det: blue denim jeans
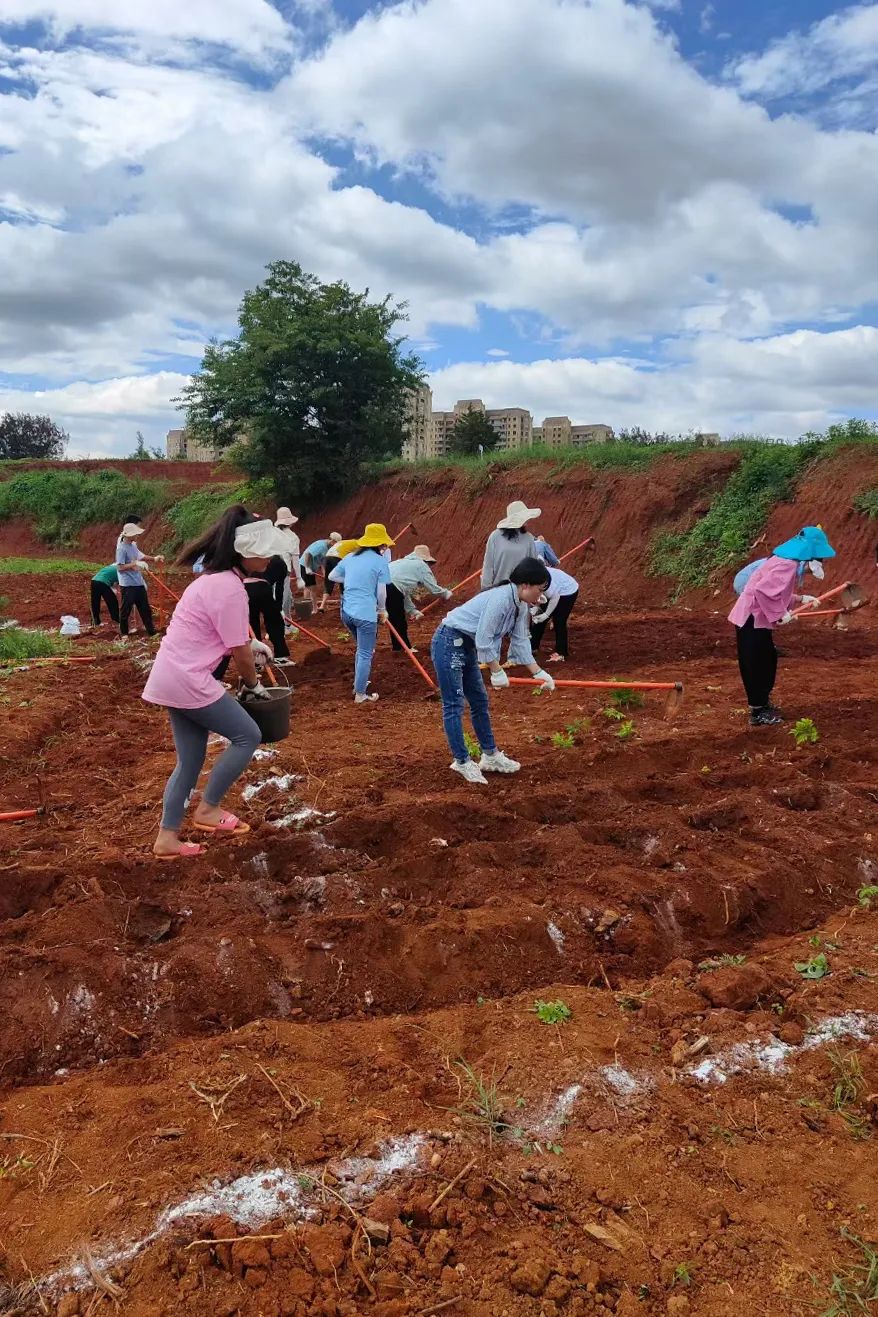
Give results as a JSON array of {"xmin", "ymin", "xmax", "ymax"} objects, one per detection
[
  {"xmin": 342, "ymin": 610, "xmax": 378, "ymax": 694},
  {"xmin": 430, "ymin": 624, "xmax": 497, "ymax": 763}
]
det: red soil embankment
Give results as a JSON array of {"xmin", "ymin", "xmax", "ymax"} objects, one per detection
[{"xmin": 299, "ymin": 445, "xmax": 878, "ymax": 605}]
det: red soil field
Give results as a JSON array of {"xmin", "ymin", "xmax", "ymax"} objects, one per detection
[{"xmin": 1, "ymin": 455, "xmax": 877, "ymax": 1315}]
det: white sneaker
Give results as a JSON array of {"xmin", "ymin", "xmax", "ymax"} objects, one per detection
[
  {"xmin": 274, "ymin": 657, "xmax": 296, "ymax": 667},
  {"xmin": 354, "ymin": 692, "xmax": 379, "ymax": 704},
  {"xmin": 479, "ymin": 750, "xmax": 521, "ymax": 774},
  {"xmin": 451, "ymin": 759, "xmax": 488, "ymax": 784}
]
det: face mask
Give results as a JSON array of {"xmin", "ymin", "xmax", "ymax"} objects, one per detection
[{"xmin": 808, "ymin": 559, "xmax": 825, "ymax": 581}]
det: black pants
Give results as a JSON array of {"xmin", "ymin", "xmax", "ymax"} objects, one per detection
[
  {"xmin": 735, "ymin": 617, "xmax": 777, "ymax": 708},
  {"xmin": 90, "ymin": 581, "xmax": 119, "ymax": 626},
  {"xmin": 263, "ymin": 556, "xmax": 288, "ymax": 611},
  {"xmin": 530, "ymin": 590, "xmax": 579, "ymax": 658},
  {"xmin": 323, "ymin": 556, "xmax": 341, "ymax": 596},
  {"xmin": 120, "ymin": 585, "xmax": 155, "ymax": 635},
  {"xmin": 386, "ymin": 583, "xmax": 410, "ymax": 649},
  {"xmin": 246, "ymin": 580, "xmax": 289, "ymax": 658}
]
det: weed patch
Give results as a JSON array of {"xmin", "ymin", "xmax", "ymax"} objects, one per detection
[
  {"xmin": 164, "ymin": 480, "xmax": 270, "ymax": 549},
  {"xmin": 533, "ymin": 1000, "xmax": 572, "ymax": 1025},
  {"xmin": 0, "ymin": 626, "xmax": 70, "ymax": 663},
  {"xmin": 853, "ymin": 488, "xmax": 878, "ymax": 519},
  {"xmin": 0, "ymin": 556, "xmax": 102, "ymax": 575},
  {"xmin": 819, "ymin": 1229, "xmax": 878, "ymax": 1316},
  {"xmin": 0, "ymin": 469, "xmax": 170, "ymax": 545}
]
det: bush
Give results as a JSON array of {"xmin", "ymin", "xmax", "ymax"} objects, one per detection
[
  {"xmin": 0, "ymin": 557, "xmax": 102, "ymax": 574},
  {"xmin": 0, "ymin": 626, "xmax": 70, "ymax": 662},
  {"xmin": 854, "ymin": 489, "xmax": 878, "ymax": 519},
  {"xmin": 0, "ymin": 469, "xmax": 170, "ymax": 545},
  {"xmin": 163, "ymin": 479, "xmax": 272, "ymax": 549}
]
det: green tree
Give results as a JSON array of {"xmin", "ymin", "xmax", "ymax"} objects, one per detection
[
  {"xmin": 0, "ymin": 412, "xmax": 68, "ymax": 461},
  {"xmin": 180, "ymin": 261, "xmax": 424, "ymax": 506},
  {"xmin": 129, "ymin": 430, "xmax": 163, "ymax": 460},
  {"xmin": 447, "ymin": 407, "xmax": 500, "ymax": 456}
]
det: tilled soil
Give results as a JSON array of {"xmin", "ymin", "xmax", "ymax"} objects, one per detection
[{"xmin": 1, "ymin": 587, "xmax": 877, "ymax": 1316}]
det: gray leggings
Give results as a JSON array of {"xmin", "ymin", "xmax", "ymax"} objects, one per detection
[{"xmin": 161, "ymin": 694, "xmax": 262, "ymax": 831}]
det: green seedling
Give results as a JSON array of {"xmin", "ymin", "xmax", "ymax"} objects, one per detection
[
  {"xmin": 336, "ymin": 631, "xmax": 350, "ymax": 642},
  {"xmin": 531, "ymin": 686, "xmax": 545, "ymax": 697},
  {"xmin": 810, "ymin": 934, "xmax": 823, "ymax": 948},
  {"xmin": 453, "ymin": 1060, "xmax": 510, "ymax": 1142},
  {"xmin": 828, "ymin": 1049, "xmax": 871, "ymax": 1140},
  {"xmin": 463, "ymin": 730, "xmax": 480, "ymax": 761},
  {"xmin": 858, "ymin": 886, "xmax": 878, "ymax": 910},
  {"xmin": 609, "ymin": 686, "xmax": 645, "ymax": 710},
  {"xmin": 616, "ymin": 719, "xmax": 636, "ymax": 741},
  {"xmin": 698, "ymin": 954, "xmax": 747, "ymax": 970},
  {"xmin": 551, "ymin": 730, "xmax": 575, "ymax": 749},
  {"xmin": 795, "ymin": 952, "xmax": 830, "ymax": 979},
  {"xmin": 709, "ymin": 1125, "xmax": 737, "ymax": 1146},
  {"xmin": 0, "ymin": 1154, "xmax": 35, "ymax": 1180},
  {"xmin": 791, "ymin": 717, "xmax": 820, "ymax": 747},
  {"xmin": 533, "ymin": 999, "xmax": 572, "ymax": 1025},
  {"xmin": 819, "ymin": 1229, "xmax": 878, "ymax": 1316},
  {"xmin": 603, "ymin": 706, "xmax": 626, "ymax": 722},
  {"xmin": 672, "ymin": 1262, "xmax": 695, "ymax": 1288},
  {"xmin": 297, "ymin": 1174, "xmax": 316, "ymax": 1192}
]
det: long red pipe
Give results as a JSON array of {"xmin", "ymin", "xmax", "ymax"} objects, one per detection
[
  {"xmin": 0, "ymin": 656, "xmax": 97, "ymax": 665},
  {"xmin": 384, "ymin": 619, "xmax": 437, "ymax": 690},
  {"xmin": 508, "ymin": 677, "xmax": 683, "ymax": 692},
  {"xmin": 0, "ymin": 809, "xmax": 38, "ymax": 822}
]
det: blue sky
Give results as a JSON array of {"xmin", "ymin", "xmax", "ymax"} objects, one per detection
[{"xmin": 0, "ymin": 0, "xmax": 876, "ymax": 453}]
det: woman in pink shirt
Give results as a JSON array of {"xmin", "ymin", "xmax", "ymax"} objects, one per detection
[
  {"xmin": 728, "ymin": 525, "xmax": 834, "ymax": 726},
  {"xmin": 142, "ymin": 510, "xmax": 280, "ymax": 859}
]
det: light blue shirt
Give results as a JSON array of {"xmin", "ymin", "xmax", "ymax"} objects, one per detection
[
  {"xmin": 389, "ymin": 555, "xmax": 447, "ymax": 614},
  {"xmin": 442, "ymin": 584, "xmax": 535, "ymax": 667},
  {"xmin": 304, "ymin": 539, "xmax": 329, "ymax": 570},
  {"xmin": 534, "ymin": 540, "xmax": 560, "ymax": 567},
  {"xmin": 116, "ymin": 540, "xmax": 145, "ymax": 588},
  {"xmin": 328, "ymin": 549, "xmax": 391, "ymax": 622}
]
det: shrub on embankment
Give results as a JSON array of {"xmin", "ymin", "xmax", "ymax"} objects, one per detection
[
  {"xmin": 0, "ymin": 469, "xmax": 172, "ymax": 545},
  {"xmin": 854, "ymin": 488, "xmax": 878, "ymax": 518}
]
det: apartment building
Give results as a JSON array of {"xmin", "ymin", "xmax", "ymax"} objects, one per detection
[
  {"xmin": 541, "ymin": 417, "xmax": 613, "ymax": 448},
  {"xmin": 399, "ymin": 392, "xmax": 614, "ymax": 460},
  {"xmin": 165, "ymin": 428, "xmax": 223, "ymax": 462},
  {"xmin": 400, "ymin": 384, "xmax": 434, "ymax": 461}
]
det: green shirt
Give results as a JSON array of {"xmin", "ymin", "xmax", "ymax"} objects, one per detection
[{"xmin": 92, "ymin": 565, "xmax": 118, "ymax": 586}]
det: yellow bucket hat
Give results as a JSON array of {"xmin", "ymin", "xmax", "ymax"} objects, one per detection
[{"xmin": 357, "ymin": 522, "xmax": 395, "ymax": 548}]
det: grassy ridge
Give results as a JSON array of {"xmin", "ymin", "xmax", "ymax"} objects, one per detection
[
  {"xmin": 163, "ymin": 479, "xmax": 273, "ymax": 549},
  {"xmin": 854, "ymin": 489, "xmax": 878, "ymax": 519},
  {"xmin": 0, "ymin": 557, "xmax": 103, "ymax": 574},
  {"xmin": 0, "ymin": 626, "xmax": 70, "ymax": 662},
  {"xmin": 0, "ymin": 469, "xmax": 171, "ymax": 545}
]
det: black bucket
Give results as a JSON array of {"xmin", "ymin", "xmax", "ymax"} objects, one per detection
[
  {"xmin": 239, "ymin": 687, "xmax": 292, "ymax": 743},
  {"xmin": 293, "ymin": 599, "xmax": 313, "ymax": 620}
]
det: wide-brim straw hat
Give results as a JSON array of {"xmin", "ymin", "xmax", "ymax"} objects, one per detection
[
  {"xmin": 497, "ymin": 500, "xmax": 541, "ymax": 530},
  {"xmin": 122, "ymin": 522, "xmax": 146, "ymax": 537},
  {"xmin": 274, "ymin": 506, "xmax": 299, "ymax": 527},
  {"xmin": 235, "ymin": 519, "xmax": 288, "ymax": 558},
  {"xmin": 329, "ymin": 532, "xmax": 342, "ymax": 543},
  {"xmin": 357, "ymin": 523, "xmax": 396, "ymax": 548},
  {"xmin": 410, "ymin": 544, "xmax": 436, "ymax": 563}
]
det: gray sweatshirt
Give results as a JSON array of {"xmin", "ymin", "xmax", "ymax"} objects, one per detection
[{"xmin": 480, "ymin": 529, "xmax": 537, "ymax": 588}]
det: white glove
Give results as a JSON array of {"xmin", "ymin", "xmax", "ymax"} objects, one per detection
[
  {"xmin": 250, "ymin": 638, "xmax": 273, "ymax": 658},
  {"xmin": 296, "ymin": 578, "xmax": 305, "ymax": 591},
  {"xmin": 378, "ymin": 611, "xmax": 388, "ymax": 624},
  {"xmin": 443, "ymin": 589, "xmax": 453, "ymax": 600},
  {"xmin": 800, "ymin": 595, "xmax": 820, "ymax": 607},
  {"xmin": 242, "ymin": 680, "xmax": 270, "ymax": 699},
  {"xmin": 413, "ymin": 610, "xmax": 424, "ymax": 621},
  {"xmin": 531, "ymin": 611, "xmax": 550, "ymax": 625},
  {"xmin": 779, "ymin": 611, "xmax": 797, "ymax": 625},
  {"xmin": 808, "ymin": 559, "xmax": 825, "ymax": 581},
  {"xmin": 490, "ymin": 669, "xmax": 510, "ymax": 689},
  {"xmin": 533, "ymin": 668, "xmax": 556, "ymax": 692},
  {"xmin": 153, "ymin": 554, "xmax": 165, "ymax": 562}
]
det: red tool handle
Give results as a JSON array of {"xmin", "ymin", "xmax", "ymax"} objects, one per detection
[
  {"xmin": 559, "ymin": 536, "xmax": 595, "ymax": 563},
  {"xmin": 792, "ymin": 581, "xmax": 854, "ymax": 617},
  {"xmin": 0, "ymin": 809, "xmax": 39, "ymax": 822},
  {"xmin": 287, "ymin": 617, "xmax": 332, "ymax": 651},
  {"xmin": 384, "ymin": 619, "xmax": 437, "ymax": 689},
  {"xmin": 508, "ymin": 677, "xmax": 683, "ymax": 692}
]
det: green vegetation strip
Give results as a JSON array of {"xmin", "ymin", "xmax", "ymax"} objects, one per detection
[
  {"xmin": 0, "ymin": 626, "xmax": 70, "ymax": 662},
  {"xmin": 163, "ymin": 479, "xmax": 272, "ymax": 549},
  {"xmin": 0, "ymin": 469, "xmax": 171, "ymax": 545},
  {"xmin": 0, "ymin": 557, "xmax": 102, "ymax": 574},
  {"xmin": 854, "ymin": 488, "xmax": 878, "ymax": 518}
]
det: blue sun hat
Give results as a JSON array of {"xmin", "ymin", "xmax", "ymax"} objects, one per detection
[{"xmin": 773, "ymin": 526, "xmax": 836, "ymax": 562}]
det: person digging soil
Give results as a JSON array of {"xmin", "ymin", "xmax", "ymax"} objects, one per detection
[
  {"xmin": 529, "ymin": 563, "xmax": 580, "ymax": 662},
  {"xmin": 142, "ymin": 512, "xmax": 280, "ymax": 859},
  {"xmin": 328, "ymin": 524, "xmax": 394, "ymax": 703},
  {"xmin": 115, "ymin": 521, "xmax": 163, "ymax": 638},
  {"xmin": 89, "ymin": 562, "xmax": 120, "ymax": 629},
  {"xmin": 728, "ymin": 525, "xmax": 833, "ymax": 726},
  {"xmin": 387, "ymin": 544, "xmax": 452, "ymax": 652},
  {"xmin": 431, "ymin": 556, "xmax": 556, "ymax": 784}
]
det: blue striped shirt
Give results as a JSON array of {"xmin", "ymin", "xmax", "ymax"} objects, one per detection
[{"xmin": 442, "ymin": 584, "xmax": 535, "ymax": 667}]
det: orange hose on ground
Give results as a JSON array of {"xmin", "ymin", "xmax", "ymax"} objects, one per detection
[
  {"xmin": 508, "ymin": 677, "xmax": 683, "ymax": 692},
  {"xmin": 384, "ymin": 620, "xmax": 437, "ymax": 690},
  {"xmin": 0, "ymin": 809, "xmax": 38, "ymax": 821},
  {"xmin": 1, "ymin": 656, "xmax": 97, "ymax": 665}
]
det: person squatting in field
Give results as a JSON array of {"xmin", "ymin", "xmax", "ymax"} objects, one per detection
[
  {"xmin": 431, "ymin": 556, "xmax": 557, "ymax": 785},
  {"xmin": 728, "ymin": 525, "xmax": 833, "ymax": 726},
  {"xmin": 300, "ymin": 532, "xmax": 342, "ymax": 611},
  {"xmin": 328, "ymin": 523, "xmax": 395, "ymax": 703},
  {"xmin": 386, "ymin": 545, "xmax": 453, "ymax": 652},
  {"xmin": 142, "ymin": 511, "xmax": 283, "ymax": 859},
  {"xmin": 529, "ymin": 564, "xmax": 580, "ymax": 662}
]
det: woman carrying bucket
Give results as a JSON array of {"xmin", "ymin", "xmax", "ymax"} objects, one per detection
[
  {"xmin": 328, "ymin": 524, "xmax": 394, "ymax": 703},
  {"xmin": 142, "ymin": 514, "xmax": 281, "ymax": 859},
  {"xmin": 431, "ymin": 557, "xmax": 556, "ymax": 784},
  {"xmin": 728, "ymin": 526, "xmax": 833, "ymax": 726},
  {"xmin": 481, "ymin": 500, "xmax": 541, "ymax": 588}
]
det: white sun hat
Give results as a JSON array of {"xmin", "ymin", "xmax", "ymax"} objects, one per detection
[
  {"xmin": 274, "ymin": 506, "xmax": 299, "ymax": 527},
  {"xmin": 235, "ymin": 519, "xmax": 287, "ymax": 559},
  {"xmin": 497, "ymin": 500, "xmax": 541, "ymax": 530},
  {"xmin": 121, "ymin": 522, "xmax": 146, "ymax": 537}
]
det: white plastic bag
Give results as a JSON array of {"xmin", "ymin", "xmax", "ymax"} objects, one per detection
[{"xmin": 59, "ymin": 615, "xmax": 81, "ymax": 636}]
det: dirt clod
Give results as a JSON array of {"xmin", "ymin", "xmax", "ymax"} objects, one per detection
[{"xmin": 696, "ymin": 962, "xmax": 775, "ymax": 1009}]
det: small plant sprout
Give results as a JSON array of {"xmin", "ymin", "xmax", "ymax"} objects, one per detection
[
  {"xmin": 698, "ymin": 954, "xmax": 747, "ymax": 970},
  {"xmin": 453, "ymin": 1060, "xmax": 510, "ymax": 1142},
  {"xmin": 672, "ymin": 1262, "xmax": 695, "ymax": 1288},
  {"xmin": 551, "ymin": 730, "xmax": 575, "ymax": 749},
  {"xmin": 533, "ymin": 1000, "xmax": 572, "ymax": 1025},
  {"xmin": 819, "ymin": 1229, "xmax": 878, "ymax": 1316},
  {"xmin": 858, "ymin": 885, "xmax": 878, "ymax": 909},
  {"xmin": 0, "ymin": 1153, "xmax": 35, "ymax": 1181},
  {"xmin": 791, "ymin": 717, "xmax": 820, "ymax": 747},
  {"xmin": 827, "ymin": 1048, "xmax": 871, "ymax": 1140},
  {"xmin": 603, "ymin": 706, "xmax": 626, "ymax": 722},
  {"xmin": 795, "ymin": 952, "xmax": 830, "ymax": 980},
  {"xmin": 616, "ymin": 719, "xmax": 636, "ymax": 741},
  {"xmin": 296, "ymin": 1173, "xmax": 316, "ymax": 1192},
  {"xmin": 609, "ymin": 686, "xmax": 645, "ymax": 710},
  {"xmin": 463, "ymin": 730, "xmax": 480, "ymax": 761}
]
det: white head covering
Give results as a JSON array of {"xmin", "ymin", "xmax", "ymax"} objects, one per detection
[
  {"xmin": 121, "ymin": 522, "xmax": 146, "ymax": 538},
  {"xmin": 234, "ymin": 519, "xmax": 286, "ymax": 559},
  {"xmin": 497, "ymin": 500, "xmax": 541, "ymax": 530}
]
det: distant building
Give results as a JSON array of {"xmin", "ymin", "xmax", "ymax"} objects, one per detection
[
  {"xmin": 541, "ymin": 417, "xmax": 613, "ymax": 447},
  {"xmin": 399, "ymin": 394, "xmax": 613, "ymax": 461},
  {"xmin": 695, "ymin": 432, "xmax": 722, "ymax": 447},
  {"xmin": 401, "ymin": 385, "xmax": 434, "ymax": 461},
  {"xmin": 166, "ymin": 428, "xmax": 223, "ymax": 462}
]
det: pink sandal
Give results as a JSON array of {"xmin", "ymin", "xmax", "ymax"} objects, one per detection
[
  {"xmin": 153, "ymin": 841, "xmax": 205, "ymax": 861},
  {"xmin": 192, "ymin": 812, "xmax": 251, "ymax": 836}
]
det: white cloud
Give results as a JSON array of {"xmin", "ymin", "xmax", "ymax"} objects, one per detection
[
  {"xmin": 429, "ymin": 326, "xmax": 878, "ymax": 438},
  {"xmin": 0, "ymin": 0, "xmax": 294, "ymax": 59},
  {"xmin": 0, "ymin": 372, "xmax": 188, "ymax": 456}
]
